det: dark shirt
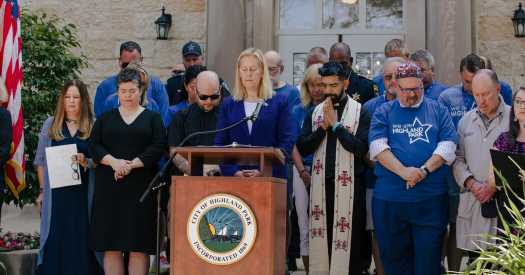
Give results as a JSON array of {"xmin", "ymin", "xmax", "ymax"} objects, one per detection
[
  {"xmin": 296, "ymin": 96, "xmax": 370, "ymax": 178},
  {"xmin": 168, "ymin": 103, "xmax": 219, "ymax": 147},
  {"xmin": 0, "ymin": 108, "xmax": 11, "ymax": 191},
  {"xmin": 346, "ymin": 70, "xmax": 378, "ymax": 105},
  {"xmin": 166, "ymin": 74, "xmax": 231, "ymax": 106}
]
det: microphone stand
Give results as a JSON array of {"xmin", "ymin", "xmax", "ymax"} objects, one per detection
[{"xmin": 140, "ymin": 112, "xmax": 256, "ymax": 275}]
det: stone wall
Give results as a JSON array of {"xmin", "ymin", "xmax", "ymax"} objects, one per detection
[
  {"xmin": 24, "ymin": 0, "xmax": 207, "ymax": 96},
  {"xmin": 474, "ymin": 0, "xmax": 525, "ymax": 91}
]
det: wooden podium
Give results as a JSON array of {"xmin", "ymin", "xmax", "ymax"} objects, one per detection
[{"xmin": 170, "ymin": 147, "xmax": 287, "ymax": 275}]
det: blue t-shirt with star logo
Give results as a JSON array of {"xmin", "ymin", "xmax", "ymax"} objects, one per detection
[{"xmin": 369, "ymin": 98, "xmax": 458, "ymax": 202}]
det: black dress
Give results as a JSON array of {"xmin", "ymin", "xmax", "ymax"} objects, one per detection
[{"xmin": 89, "ymin": 109, "xmax": 166, "ymax": 254}]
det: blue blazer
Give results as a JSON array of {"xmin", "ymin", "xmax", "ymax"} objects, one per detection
[{"xmin": 215, "ymin": 93, "xmax": 295, "ymax": 178}]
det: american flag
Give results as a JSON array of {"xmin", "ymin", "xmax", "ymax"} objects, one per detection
[{"xmin": 0, "ymin": 0, "xmax": 25, "ymax": 199}]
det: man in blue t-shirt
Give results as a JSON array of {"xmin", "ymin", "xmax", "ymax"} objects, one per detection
[
  {"xmin": 362, "ymin": 56, "xmax": 404, "ymax": 275},
  {"xmin": 409, "ymin": 49, "xmax": 448, "ymax": 100},
  {"xmin": 264, "ymin": 50, "xmax": 301, "ymax": 109},
  {"xmin": 369, "ymin": 62, "xmax": 457, "ymax": 275},
  {"xmin": 94, "ymin": 41, "xmax": 170, "ymax": 126}
]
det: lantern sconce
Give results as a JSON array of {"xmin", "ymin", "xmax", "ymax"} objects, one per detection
[
  {"xmin": 155, "ymin": 6, "xmax": 172, "ymax": 40},
  {"xmin": 512, "ymin": 2, "xmax": 525, "ymax": 37}
]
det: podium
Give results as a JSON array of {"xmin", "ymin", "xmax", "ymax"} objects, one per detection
[{"xmin": 170, "ymin": 147, "xmax": 287, "ymax": 275}]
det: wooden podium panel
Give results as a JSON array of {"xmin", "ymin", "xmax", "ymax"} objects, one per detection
[{"xmin": 170, "ymin": 176, "xmax": 286, "ymax": 275}]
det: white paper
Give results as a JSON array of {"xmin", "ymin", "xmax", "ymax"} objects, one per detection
[{"xmin": 45, "ymin": 144, "xmax": 81, "ymax": 189}]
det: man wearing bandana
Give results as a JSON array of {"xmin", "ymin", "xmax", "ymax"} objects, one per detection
[
  {"xmin": 368, "ymin": 62, "xmax": 458, "ymax": 275},
  {"xmin": 297, "ymin": 61, "xmax": 371, "ymax": 274}
]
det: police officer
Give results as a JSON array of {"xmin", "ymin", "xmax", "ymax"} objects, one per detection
[
  {"xmin": 165, "ymin": 41, "xmax": 230, "ymax": 106},
  {"xmin": 329, "ymin": 42, "xmax": 378, "ymax": 104}
]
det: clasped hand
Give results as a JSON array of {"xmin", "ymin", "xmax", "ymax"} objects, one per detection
[
  {"xmin": 467, "ymin": 179, "xmax": 496, "ymax": 203},
  {"xmin": 110, "ymin": 158, "xmax": 134, "ymax": 181},
  {"xmin": 322, "ymin": 99, "xmax": 337, "ymax": 130},
  {"xmin": 401, "ymin": 167, "xmax": 426, "ymax": 188}
]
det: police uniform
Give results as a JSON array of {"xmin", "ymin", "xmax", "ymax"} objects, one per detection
[{"xmin": 346, "ymin": 70, "xmax": 378, "ymax": 105}]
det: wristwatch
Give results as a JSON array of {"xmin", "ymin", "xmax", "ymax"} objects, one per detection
[{"xmin": 420, "ymin": 165, "xmax": 430, "ymax": 177}]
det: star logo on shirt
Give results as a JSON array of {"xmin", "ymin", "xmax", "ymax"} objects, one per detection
[{"xmin": 409, "ymin": 117, "xmax": 432, "ymax": 144}]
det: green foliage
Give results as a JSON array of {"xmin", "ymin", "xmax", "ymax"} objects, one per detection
[
  {"xmin": 457, "ymin": 160, "xmax": 525, "ymax": 275},
  {"xmin": 2, "ymin": 10, "xmax": 87, "ymax": 207}
]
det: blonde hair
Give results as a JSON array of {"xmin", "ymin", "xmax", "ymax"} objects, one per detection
[
  {"xmin": 50, "ymin": 80, "xmax": 94, "ymax": 141},
  {"xmin": 300, "ymin": 63, "xmax": 323, "ymax": 107},
  {"xmin": 233, "ymin": 48, "xmax": 274, "ymax": 101}
]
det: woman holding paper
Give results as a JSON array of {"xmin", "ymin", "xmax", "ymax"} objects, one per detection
[
  {"xmin": 34, "ymin": 79, "xmax": 100, "ymax": 274},
  {"xmin": 89, "ymin": 66, "xmax": 166, "ymax": 275}
]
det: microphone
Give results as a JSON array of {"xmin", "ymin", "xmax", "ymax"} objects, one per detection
[
  {"xmin": 139, "ymin": 101, "xmax": 265, "ymax": 203},
  {"xmin": 250, "ymin": 102, "xmax": 264, "ymax": 122}
]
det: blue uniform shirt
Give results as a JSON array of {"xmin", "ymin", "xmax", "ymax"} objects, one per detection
[
  {"xmin": 275, "ymin": 83, "xmax": 301, "ymax": 110},
  {"xmin": 95, "ymin": 75, "xmax": 170, "ymax": 126},
  {"xmin": 425, "ymin": 81, "xmax": 448, "ymax": 101},
  {"xmin": 500, "ymin": 80, "xmax": 513, "ymax": 106},
  {"xmin": 373, "ymin": 74, "xmax": 385, "ymax": 96},
  {"xmin": 369, "ymin": 98, "xmax": 458, "ymax": 202},
  {"xmin": 291, "ymin": 103, "xmax": 315, "ymax": 168},
  {"xmin": 363, "ymin": 95, "xmax": 389, "ymax": 189}
]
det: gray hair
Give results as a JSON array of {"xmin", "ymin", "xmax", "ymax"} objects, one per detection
[
  {"xmin": 384, "ymin": 57, "xmax": 406, "ymax": 69},
  {"xmin": 474, "ymin": 69, "xmax": 499, "ymax": 85},
  {"xmin": 384, "ymin": 39, "xmax": 405, "ymax": 55},
  {"xmin": 410, "ymin": 49, "xmax": 435, "ymax": 69}
]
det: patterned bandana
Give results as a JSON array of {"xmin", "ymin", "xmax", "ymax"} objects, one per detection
[{"xmin": 395, "ymin": 62, "xmax": 422, "ymax": 80}]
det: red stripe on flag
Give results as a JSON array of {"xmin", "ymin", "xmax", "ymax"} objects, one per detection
[{"xmin": 1, "ymin": 0, "xmax": 25, "ymax": 199}]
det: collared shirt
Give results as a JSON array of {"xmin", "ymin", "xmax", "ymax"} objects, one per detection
[
  {"xmin": 453, "ymin": 98, "xmax": 510, "ymax": 188},
  {"xmin": 94, "ymin": 74, "xmax": 170, "ymax": 126}
]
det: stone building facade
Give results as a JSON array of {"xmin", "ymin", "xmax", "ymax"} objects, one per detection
[
  {"xmin": 25, "ymin": 0, "xmax": 207, "ymax": 95},
  {"xmin": 25, "ymin": 0, "xmax": 525, "ymax": 96}
]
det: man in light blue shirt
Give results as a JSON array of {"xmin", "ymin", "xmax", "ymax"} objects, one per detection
[
  {"xmin": 373, "ymin": 38, "xmax": 408, "ymax": 96},
  {"xmin": 94, "ymin": 41, "xmax": 170, "ymax": 126},
  {"xmin": 410, "ymin": 49, "xmax": 448, "ymax": 101}
]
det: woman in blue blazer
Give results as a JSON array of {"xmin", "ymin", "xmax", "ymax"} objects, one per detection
[{"xmin": 215, "ymin": 48, "xmax": 295, "ymax": 178}]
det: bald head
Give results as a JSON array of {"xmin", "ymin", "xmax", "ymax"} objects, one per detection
[
  {"xmin": 196, "ymin": 70, "xmax": 221, "ymax": 111},
  {"xmin": 329, "ymin": 42, "xmax": 352, "ymax": 62},
  {"xmin": 264, "ymin": 50, "xmax": 284, "ymax": 84},
  {"xmin": 264, "ymin": 50, "xmax": 282, "ymax": 65},
  {"xmin": 472, "ymin": 69, "xmax": 501, "ymax": 116},
  {"xmin": 307, "ymin": 52, "xmax": 328, "ymax": 68},
  {"xmin": 197, "ymin": 71, "xmax": 220, "ymax": 92}
]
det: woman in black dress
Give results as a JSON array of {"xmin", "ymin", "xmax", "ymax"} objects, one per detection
[
  {"xmin": 35, "ymin": 79, "xmax": 99, "ymax": 274},
  {"xmin": 89, "ymin": 66, "xmax": 166, "ymax": 275}
]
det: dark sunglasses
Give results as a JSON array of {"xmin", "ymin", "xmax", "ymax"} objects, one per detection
[{"xmin": 198, "ymin": 93, "xmax": 221, "ymax": 101}]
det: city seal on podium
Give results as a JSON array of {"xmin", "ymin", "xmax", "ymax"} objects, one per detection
[{"xmin": 187, "ymin": 193, "xmax": 257, "ymax": 265}]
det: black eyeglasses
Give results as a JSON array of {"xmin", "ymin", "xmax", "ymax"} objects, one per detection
[
  {"xmin": 198, "ymin": 92, "xmax": 221, "ymax": 101},
  {"xmin": 71, "ymin": 158, "xmax": 80, "ymax": 181}
]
